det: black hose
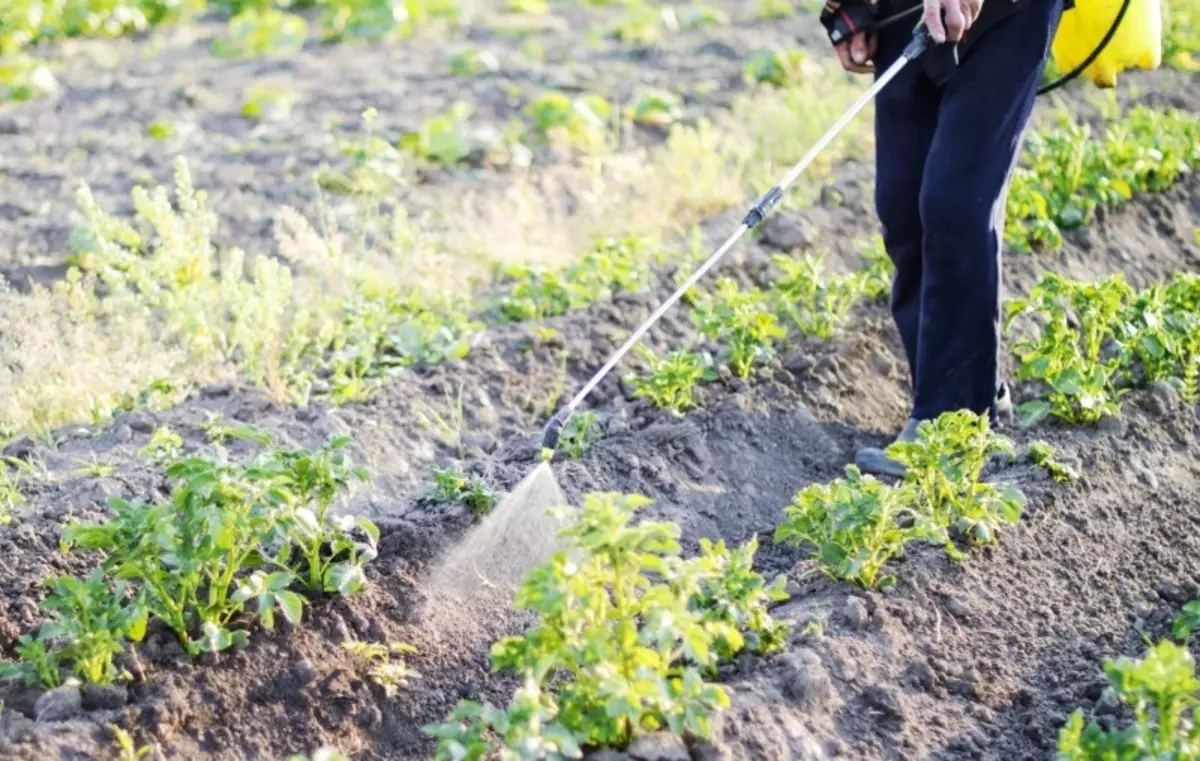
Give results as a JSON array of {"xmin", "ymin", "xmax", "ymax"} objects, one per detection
[{"xmin": 1036, "ymin": 0, "xmax": 1134, "ymax": 96}]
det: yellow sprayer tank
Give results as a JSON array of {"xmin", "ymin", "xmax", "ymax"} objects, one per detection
[{"xmin": 1050, "ymin": 0, "xmax": 1163, "ymax": 87}]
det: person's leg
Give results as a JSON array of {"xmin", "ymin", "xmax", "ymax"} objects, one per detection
[
  {"xmin": 872, "ymin": 24, "xmax": 941, "ymax": 393},
  {"xmin": 912, "ymin": 0, "xmax": 1066, "ymax": 425}
]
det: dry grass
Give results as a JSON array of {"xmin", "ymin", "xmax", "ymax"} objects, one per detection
[{"xmin": 0, "ymin": 65, "xmax": 870, "ymax": 437}]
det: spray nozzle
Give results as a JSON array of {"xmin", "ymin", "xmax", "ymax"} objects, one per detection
[{"xmin": 540, "ymin": 409, "xmax": 569, "ymax": 459}]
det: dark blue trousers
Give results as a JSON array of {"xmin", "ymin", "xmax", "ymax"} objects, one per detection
[{"xmin": 872, "ymin": 0, "xmax": 1064, "ymax": 423}]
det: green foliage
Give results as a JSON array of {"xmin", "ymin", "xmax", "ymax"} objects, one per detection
[
  {"xmin": 111, "ymin": 725, "xmax": 154, "ymax": 761},
  {"xmin": 399, "ymin": 101, "xmax": 493, "ymax": 166},
  {"xmin": 0, "ymin": 55, "xmax": 58, "ymax": 103},
  {"xmin": 1174, "ymin": 601, "xmax": 1200, "ymax": 642},
  {"xmin": 769, "ymin": 253, "xmax": 873, "ymax": 340},
  {"xmin": 425, "ymin": 492, "xmax": 785, "ymax": 758},
  {"xmin": 138, "ymin": 426, "xmax": 184, "ymax": 464},
  {"xmin": 424, "ymin": 466, "xmax": 497, "ymax": 518},
  {"xmin": 1005, "ymin": 272, "xmax": 1200, "ymax": 425},
  {"xmin": 524, "ymin": 92, "xmax": 613, "ymax": 151},
  {"xmin": 448, "ymin": 47, "xmax": 499, "ymax": 75},
  {"xmin": 1006, "ymin": 107, "xmax": 1200, "ymax": 252},
  {"xmin": 0, "ymin": 570, "xmax": 146, "ymax": 689},
  {"xmin": 241, "ymin": 85, "xmax": 294, "ymax": 121},
  {"xmin": 1028, "ymin": 440, "xmax": 1078, "ymax": 483},
  {"xmin": 61, "ymin": 436, "xmax": 374, "ymax": 656},
  {"xmin": 287, "ymin": 749, "xmax": 351, "ymax": 761},
  {"xmin": 692, "ymin": 536, "xmax": 791, "ymax": 661},
  {"xmin": 1163, "ymin": 0, "xmax": 1200, "ymax": 71},
  {"xmin": 693, "ymin": 278, "xmax": 785, "ymax": 378},
  {"xmin": 560, "ymin": 411, "xmax": 601, "ymax": 459},
  {"xmin": 625, "ymin": 347, "xmax": 717, "ymax": 415},
  {"xmin": 624, "ymin": 89, "xmax": 684, "ymax": 127},
  {"xmin": 343, "ymin": 641, "xmax": 420, "ymax": 697},
  {"xmin": 775, "ymin": 465, "xmax": 928, "ymax": 589},
  {"xmin": 1056, "ymin": 640, "xmax": 1200, "ymax": 760},
  {"xmin": 743, "ymin": 47, "xmax": 822, "ymax": 87},
  {"xmin": 887, "ymin": 411, "xmax": 1024, "ymax": 554},
  {"xmin": 212, "ymin": 8, "xmax": 309, "ymax": 57},
  {"xmin": 776, "ymin": 411, "xmax": 1025, "ymax": 587},
  {"xmin": 1005, "ymin": 273, "xmax": 1133, "ymax": 425},
  {"xmin": 0, "ymin": 455, "xmax": 32, "ymax": 526},
  {"xmin": 498, "ymin": 235, "xmax": 657, "ymax": 322}
]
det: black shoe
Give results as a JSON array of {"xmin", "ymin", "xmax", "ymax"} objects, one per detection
[
  {"xmin": 855, "ymin": 418, "xmax": 922, "ymax": 478},
  {"xmin": 996, "ymin": 381, "xmax": 1014, "ymax": 426}
]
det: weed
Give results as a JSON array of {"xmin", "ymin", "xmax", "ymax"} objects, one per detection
[
  {"xmin": 498, "ymin": 234, "xmax": 657, "ymax": 322},
  {"xmin": 343, "ymin": 641, "xmax": 420, "ymax": 696},
  {"xmin": 1163, "ymin": 0, "xmax": 1199, "ymax": 71},
  {"xmin": 1057, "ymin": 640, "xmax": 1200, "ymax": 759},
  {"xmin": 424, "ymin": 492, "xmax": 762, "ymax": 756},
  {"xmin": 76, "ymin": 454, "xmax": 115, "ymax": 479},
  {"xmin": 626, "ymin": 346, "xmax": 717, "ymax": 414},
  {"xmin": 1028, "ymin": 441, "xmax": 1077, "ymax": 483},
  {"xmin": 559, "ymin": 411, "xmax": 601, "ymax": 459},
  {"xmin": 887, "ymin": 410, "xmax": 1024, "ymax": 555},
  {"xmin": 448, "ymin": 47, "xmax": 499, "ymax": 75},
  {"xmin": 0, "ymin": 456, "xmax": 31, "ymax": 525},
  {"xmin": 693, "ymin": 278, "xmax": 786, "ymax": 378},
  {"xmin": 775, "ymin": 465, "xmax": 928, "ymax": 589}
]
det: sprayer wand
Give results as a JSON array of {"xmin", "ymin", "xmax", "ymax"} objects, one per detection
[{"xmin": 539, "ymin": 27, "xmax": 934, "ymax": 456}]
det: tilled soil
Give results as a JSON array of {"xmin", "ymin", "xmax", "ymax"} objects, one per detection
[{"xmin": 0, "ymin": 9, "xmax": 1199, "ymax": 761}]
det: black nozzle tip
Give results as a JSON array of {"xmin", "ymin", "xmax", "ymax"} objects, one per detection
[{"xmin": 541, "ymin": 411, "xmax": 567, "ymax": 455}]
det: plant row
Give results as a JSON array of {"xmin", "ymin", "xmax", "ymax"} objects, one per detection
[
  {"xmin": 775, "ymin": 410, "xmax": 1049, "ymax": 588},
  {"xmin": 1006, "ymin": 269, "xmax": 1200, "ymax": 425},
  {"xmin": 421, "ymin": 491, "xmax": 792, "ymax": 760},
  {"xmin": 1054, "ymin": 597, "xmax": 1200, "ymax": 759},
  {"xmin": 0, "ymin": 430, "xmax": 378, "ymax": 689},
  {"xmin": 1006, "ymin": 105, "xmax": 1198, "ymax": 252}
]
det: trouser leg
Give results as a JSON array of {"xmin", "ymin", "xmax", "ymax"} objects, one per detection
[
  {"xmin": 911, "ymin": 0, "xmax": 1066, "ymax": 424},
  {"xmin": 872, "ymin": 27, "xmax": 940, "ymax": 394}
]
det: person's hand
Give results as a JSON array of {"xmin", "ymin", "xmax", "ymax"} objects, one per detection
[
  {"xmin": 923, "ymin": 0, "xmax": 983, "ymax": 43},
  {"xmin": 834, "ymin": 30, "xmax": 878, "ymax": 74}
]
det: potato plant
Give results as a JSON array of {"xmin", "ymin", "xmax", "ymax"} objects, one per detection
[
  {"xmin": 1057, "ymin": 640, "xmax": 1200, "ymax": 760},
  {"xmin": 1006, "ymin": 271, "xmax": 1200, "ymax": 424},
  {"xmin": 1004, "ymin": 273, "xmax": 1133, "ymax": 425},
  {"xmin": 342, "ymin": 641, "xmax": 420, "ymax": 697},
  {"xmin": 498, "ymin": 234, "xmax": 657, "ymax": 322},
  {"xmin": 56, "ymin": 436, "xmax": 375, "ymax": 659},
  {"xmin": 1028, "ymin": 441, "xmax": 1078, "ymax": 483},
  {"xmin": 625, "ymin": 346, "xmax": 717, "ymax": 415},
  {"xmin": 423, "ymin": 466, "xmax": 497, "ymax": 518},
  {"xmin": 886, "ymin": 410, "xmax": 1024, "ymax": 554},
  {"xmin": 693, "ymin": 278, "xmax": 786, "ymax": 378},
  {"xmin": 775, "ymin": 465, "xmax": 929, "ymax": 589},
  {"xmin": 424, "ymin": 492, "xmax": 788, "ymax": 758},
  {"xmin": 559, "ymin": 411, "xmax": 601, "ymax": 459},
  {"xmin": 1006, "ymin": 106, "xmax": 1199, "ymax": 252},
  {"xmin": 769, "ymin": 253, "xmax": 872, "ymax": 340}
]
